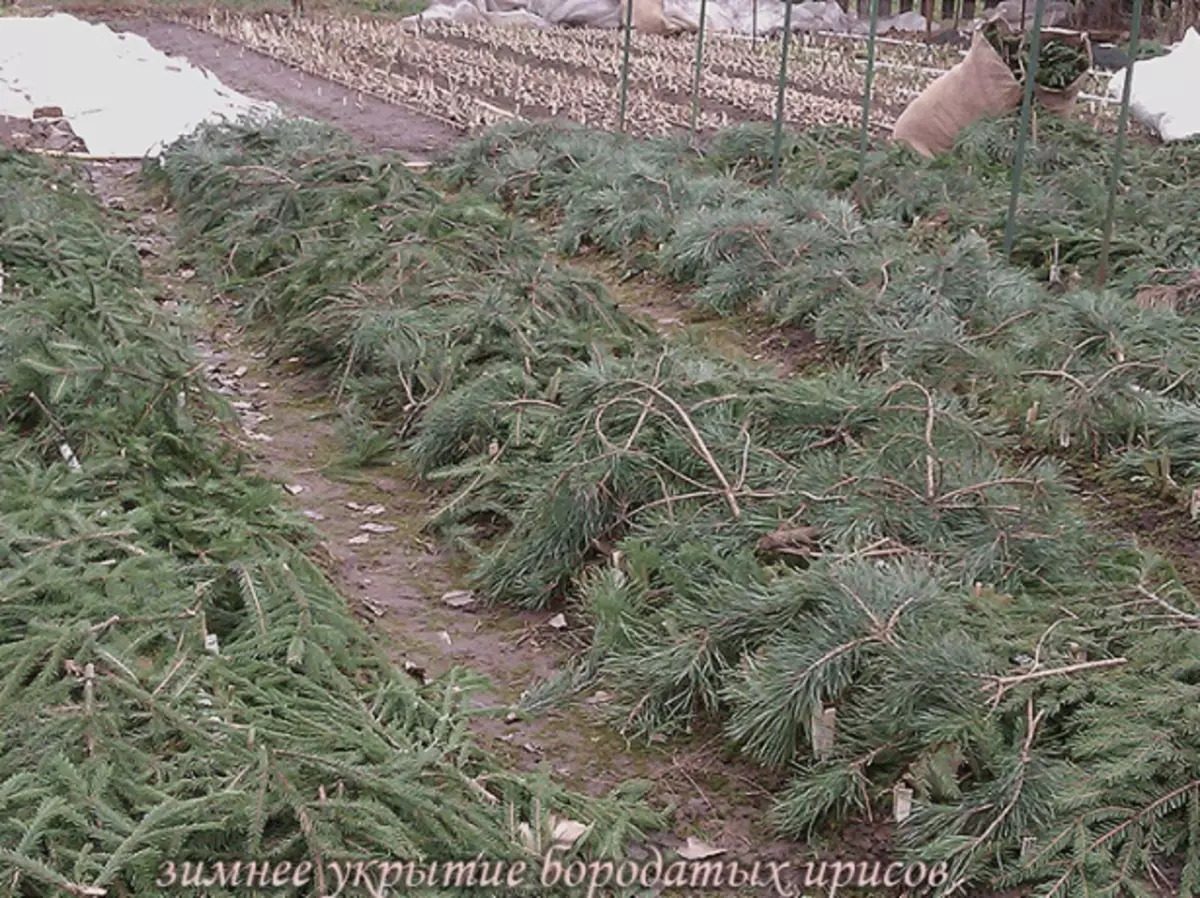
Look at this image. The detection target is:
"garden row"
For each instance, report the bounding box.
[153,117,1200,896]
[0,147,654,897]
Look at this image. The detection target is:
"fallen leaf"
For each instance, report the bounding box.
[362,504,386,516]
[442,590,477,609]
[284,484,304,496]
[232,366,248,378]
[586,691,612,704]
[548,613,567,630]
[677,837,725,861]
[362,598,386,618]
[360,523,397,534]
[346,502,365,511]
[348,534,370,545]
[552,818,590,849]
[302,510,326,521]
[757,525,821,556]
[245,432,273,443]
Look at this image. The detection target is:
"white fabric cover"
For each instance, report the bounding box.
[1107,28,1200,142]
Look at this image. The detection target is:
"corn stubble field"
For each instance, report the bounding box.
[4,7,1200,898]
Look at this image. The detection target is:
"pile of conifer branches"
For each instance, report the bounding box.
[443,115,1200,300]
[0,146,657,898]
[154,119,1200,897]
[440,118,1200,497]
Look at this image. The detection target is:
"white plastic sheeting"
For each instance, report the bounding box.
[1107,28,1200,142]
[0,14,277,157]
[404,0,1075,36]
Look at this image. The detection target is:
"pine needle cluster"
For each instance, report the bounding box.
[155,118,1200,896]
[0,146,658,898]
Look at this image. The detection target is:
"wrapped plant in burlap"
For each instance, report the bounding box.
[988,22,1094,113]
[892,17,1093,157]
[891,19,1024,157]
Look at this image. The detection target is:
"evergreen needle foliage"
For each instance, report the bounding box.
[0,147,659,898]
[156,118,1200,897]
[441,118,1200,502]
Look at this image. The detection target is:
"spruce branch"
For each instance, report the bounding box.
[611,379,743,519]
[1042,780,1200,898]
[883,379,938,501]
[966,699,1046,858]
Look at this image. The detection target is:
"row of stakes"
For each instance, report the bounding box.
[611,0,1147,288]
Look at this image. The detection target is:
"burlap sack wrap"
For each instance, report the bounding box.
[892,18,1094,157]
[890,21,1023,158]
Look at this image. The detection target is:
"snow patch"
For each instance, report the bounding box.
[0,14,278,157]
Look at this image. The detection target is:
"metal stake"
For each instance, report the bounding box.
[1002,0,1046,258]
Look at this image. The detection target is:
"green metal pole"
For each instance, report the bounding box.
[1001,0,1046,258]
[857,0,880,182]
[690,0,709,137]
[771,0,795,186]
[1096,0,1142,287]
[618,0,635,132]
